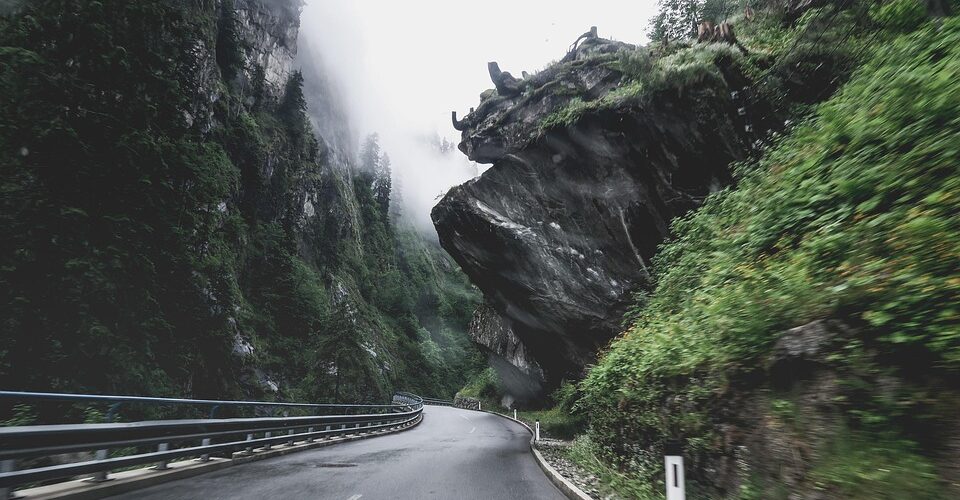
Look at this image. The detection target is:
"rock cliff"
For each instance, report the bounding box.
[434,36,755,387]
[468,304,544,404]
[0,0,482,401]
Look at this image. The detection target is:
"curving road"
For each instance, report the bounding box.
[112,405,565,500]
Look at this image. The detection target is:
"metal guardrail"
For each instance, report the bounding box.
[0,390,423,494]
[419,397,453,406]
[0,391,405,420]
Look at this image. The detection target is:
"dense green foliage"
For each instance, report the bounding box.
[0,0,483,413]
[538,43,747,132]
[539,0,877,136]
[456,367,502,400]
[514,381,586,440]
[580,11,959,498]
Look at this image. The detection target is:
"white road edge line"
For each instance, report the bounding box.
[346,495,362,500]
[469,427,476,434]
[459,414,471,421]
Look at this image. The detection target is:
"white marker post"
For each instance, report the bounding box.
[513,409,517,420]
[535,420,541,442]
[478,400,481,411]
[665,441,685,500]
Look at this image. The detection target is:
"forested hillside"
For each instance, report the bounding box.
[0,0,483,409]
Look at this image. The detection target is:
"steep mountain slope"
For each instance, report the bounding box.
[0,0,481,406]
[582,13,960,498]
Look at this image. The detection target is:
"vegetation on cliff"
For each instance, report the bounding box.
[577,4,960,498]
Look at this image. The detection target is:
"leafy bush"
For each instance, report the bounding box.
[520,406,586,440]
[614,48,653,79]
[539,97,593,130]
[457,367,501,400]
[810,432,943,498]
[870,0,927,32]
[539,43,747,133]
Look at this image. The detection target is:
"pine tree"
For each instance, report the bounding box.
[374,153,392,219]
[389,165,404,224]
[215,0,243,81]
[279,71,309,141]
[359,132,381,175]
[358,133,392,222]
[314,301,369,403]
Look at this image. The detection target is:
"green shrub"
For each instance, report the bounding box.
[2,405,35,427]
[614,48,653,79]
[539,97,593,130]
[870,0,927,32]
[810,433,944,498]
[539,43,748,133]
[458,367,502,399]
[519,406,586,440]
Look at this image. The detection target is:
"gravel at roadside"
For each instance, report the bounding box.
[535,439,612,500]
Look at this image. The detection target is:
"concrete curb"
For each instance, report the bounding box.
[479,410,594,500]
[14,415,423,499]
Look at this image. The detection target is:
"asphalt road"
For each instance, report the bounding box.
[112,405,566,500]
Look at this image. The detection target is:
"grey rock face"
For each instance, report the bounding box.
[433,38,752,385]
[234,0,301,93]
[453,395,481,410]
[469,304,544,403]
[769,319,852,363]
[181,0,302,134]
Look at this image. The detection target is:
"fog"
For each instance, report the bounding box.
[298,0,659,235]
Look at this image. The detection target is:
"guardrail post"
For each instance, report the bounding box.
[152,443,170,470]
[306,427,315,443]
[245,433,253,454]
[264,432,272,450]
[287,429,295,446]
[199,438,211,462]
[1,459,14,499]
[86,402,122,483]
[84,449,110,483]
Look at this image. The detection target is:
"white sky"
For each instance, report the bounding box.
[299,0,659,232]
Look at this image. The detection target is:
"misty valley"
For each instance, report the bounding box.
[1,0,959,499]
